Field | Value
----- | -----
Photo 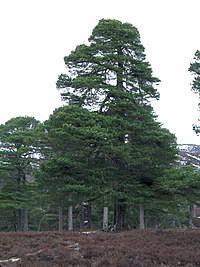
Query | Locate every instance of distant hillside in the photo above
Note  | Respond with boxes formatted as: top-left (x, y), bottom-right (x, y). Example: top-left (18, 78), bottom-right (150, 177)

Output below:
top-left (177, 144), bottom-right (200, 169)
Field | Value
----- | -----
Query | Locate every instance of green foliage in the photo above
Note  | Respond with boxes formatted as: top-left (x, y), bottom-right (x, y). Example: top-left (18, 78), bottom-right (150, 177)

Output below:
top-left (57, 18), bottom-right (160, 109)
top-left (36, 99), bottom-right (177, 229)
top-left (159, 166), bottom-right (200, 202)
top-left (189, 50), bottom-right (200, 93)
top-left (189, 50), bottom-right (200, 133)
top-left (145, 165), bottom-right (200, 226)
top-left (0, 116), bottom-right (44, 211)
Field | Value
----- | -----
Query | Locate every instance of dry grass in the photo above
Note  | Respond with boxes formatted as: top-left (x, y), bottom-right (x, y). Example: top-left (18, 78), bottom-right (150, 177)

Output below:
top-left (0, 229), bottom-right (200, 266)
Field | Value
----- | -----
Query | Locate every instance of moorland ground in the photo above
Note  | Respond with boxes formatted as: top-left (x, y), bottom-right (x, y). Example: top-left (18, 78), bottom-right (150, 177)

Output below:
top-left (0, 229), bottom-right (200, 266)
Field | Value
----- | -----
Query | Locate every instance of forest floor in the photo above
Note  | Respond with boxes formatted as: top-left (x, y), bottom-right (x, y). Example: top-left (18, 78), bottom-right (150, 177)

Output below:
top-left (0, 229), bottom-right (200, 266)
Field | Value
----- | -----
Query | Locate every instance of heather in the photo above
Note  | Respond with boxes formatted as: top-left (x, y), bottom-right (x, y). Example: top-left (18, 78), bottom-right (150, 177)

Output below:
top-left (1, 229), bottom-right (200, 266)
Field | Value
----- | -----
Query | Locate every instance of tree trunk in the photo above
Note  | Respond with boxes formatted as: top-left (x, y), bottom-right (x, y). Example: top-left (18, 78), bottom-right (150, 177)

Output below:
top-left (79, 202), bottom-right (92, 230)
top-left (87, 201), bottom-right (92, 230)
top-left (189, 204), bottom-right (195, 228)
top-left (13, 210), bottom-right (17, 231)
top-left (23, 208), bottom-right (28, 231)
top-left (58, 206), bottom-right (63, 231)
top-left (152, 216), bottom-right (158, 229)
top-left (139, 206), bottom-right (145, 229)
top-left (102, 207), bottom-right (108, 230)
top-left (68, 206), bottom-right (73, 231)
top-left (113, 199), bottom-right (126, 230)
top-left (18, 209), bottom-right (23, 231)
top-left (79, 203), bottom-right (84, 230)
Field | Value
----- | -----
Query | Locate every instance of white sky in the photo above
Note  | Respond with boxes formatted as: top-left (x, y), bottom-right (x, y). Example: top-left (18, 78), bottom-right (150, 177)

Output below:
top-left (0, 0), bottom-right (200, 144)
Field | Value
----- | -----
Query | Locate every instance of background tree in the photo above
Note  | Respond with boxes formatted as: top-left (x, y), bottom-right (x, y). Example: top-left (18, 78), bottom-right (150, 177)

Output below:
top-left (157, 166), bottom-right (200, 227)
top-left (189, 50), bottom-right (200, 133)
top-left (189, 50), bottom-right (200, 94)
top-left (0, 116), bottom-right (43, 231)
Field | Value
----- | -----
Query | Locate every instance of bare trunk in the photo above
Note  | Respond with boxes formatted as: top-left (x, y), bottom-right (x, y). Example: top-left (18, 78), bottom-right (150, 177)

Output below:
top-left (23, 208), bottom-right (28, 231)
top-left (189, 204), bottom-right (195, 228)
top-left (152, 216), bottom-right (158, 229)
top-left (87, 202), bottom-right (92, 230)
top-left (102, 207), bottom-right (108, 230)
top-left (139, 206), bottom-right (145, 229)
top-left (113, 199), bottom-right (126, 230)
top-left (79, 203), bottom-right (84, 230)
top-left (79, 202), bottom-right (92, 230)
top-left (68, 206), bottom-right (73, 231)
top-left (58, 206), bottom-right (63, 231)
top-left (18, 209), bottom-right (23, 231)
top-left (13, 210), bottom-right (17, 231)
top-left (191, 204), bottom-right (196, 217)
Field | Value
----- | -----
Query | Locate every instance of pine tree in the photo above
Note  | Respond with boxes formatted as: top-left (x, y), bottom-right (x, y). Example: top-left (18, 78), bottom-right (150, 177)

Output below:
top-left (53, 19), bottom-right (177, 229)
top-left (189, 50), bottom-right (200, 134)
top-left (0, 116), bottom-right (43, 231)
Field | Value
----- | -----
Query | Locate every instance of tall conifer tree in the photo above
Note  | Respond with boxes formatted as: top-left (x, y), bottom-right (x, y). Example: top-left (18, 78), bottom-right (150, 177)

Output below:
top-left (54, 19), bottom-right (176, 229)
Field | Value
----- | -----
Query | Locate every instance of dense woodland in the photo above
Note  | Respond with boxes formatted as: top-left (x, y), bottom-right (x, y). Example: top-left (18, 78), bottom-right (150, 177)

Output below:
top-left (1, 19), bottom-right (200, 232)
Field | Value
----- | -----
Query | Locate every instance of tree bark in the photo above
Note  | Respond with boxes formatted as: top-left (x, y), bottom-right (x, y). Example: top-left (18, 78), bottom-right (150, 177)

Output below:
top-left (79, 203), bottom-right (84, 230)
top-left (18, 209), bottom-right (23, 231)
top-left (68, 206), bottom-right (73, 231)
top-left (139, 206), bottom-right (145, 229)
top-left (103, 207), bottom-right (108, 230)
top-left (79, 202), bottom-right (92, 230)
top-left (113, 199), bottom-right (126, 230)
top-left (13, 210), bottom-right (17, 231)
top-left (152, 216), bottom-right (158, 229)
top-left (87, 201), bottom-right (92, 230)
top-left (58, 206), bottom-right (63, 231)
top-left (23, 208), bottom-right (28, 231)
top-left (189, 204), bottom-right (195, 228)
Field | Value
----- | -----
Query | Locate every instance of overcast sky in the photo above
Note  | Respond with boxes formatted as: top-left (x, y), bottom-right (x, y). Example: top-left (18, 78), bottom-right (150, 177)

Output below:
top-left (0, 0), bottom-right (200, 144)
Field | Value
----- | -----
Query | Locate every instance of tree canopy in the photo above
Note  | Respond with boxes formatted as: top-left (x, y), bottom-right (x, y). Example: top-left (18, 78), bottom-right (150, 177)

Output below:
top-left (57, 19), bottom-right (160, 110)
